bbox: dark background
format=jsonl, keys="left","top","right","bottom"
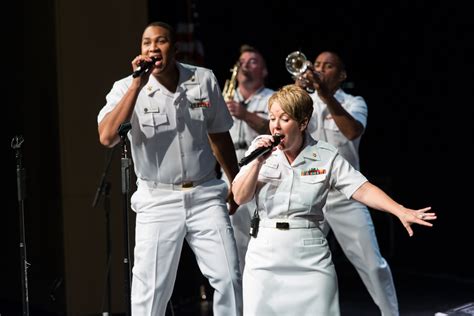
{"left": 3, "top": 0, "right": 473, "bottom": 314}
{"left": 150, "top": 0, "right": 473, "bottom": 272}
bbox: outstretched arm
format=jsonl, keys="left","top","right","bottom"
{"left": 352, "top": 182, "right": 437, "bottom": 236}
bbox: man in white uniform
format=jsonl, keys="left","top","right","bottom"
{"left": 296, "top": 51, "right": 399, "bottom": 316}
{"left": 97, "top": 21, "right": 242, "bottom": 316}
{"left": 223, "top": 44, "right": 274, "bottom": 272}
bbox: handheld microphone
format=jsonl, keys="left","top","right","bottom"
{"left": 238, "top": 134, "right": 282, "bottom": 167}
{"left": 132, "top": 56, "right": 158, "bottom": 78}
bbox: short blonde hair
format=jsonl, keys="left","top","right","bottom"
{"left": 268, "top": 84, "right": 313, "bottom": 126}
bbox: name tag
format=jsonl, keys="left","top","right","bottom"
{"left": 144, "top": 107, "right": 160, "bottom": 114}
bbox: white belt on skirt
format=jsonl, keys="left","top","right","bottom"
{"left": 259, "top": 218, "right": 319, "bottom": 230}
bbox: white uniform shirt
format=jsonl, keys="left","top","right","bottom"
{"left": 229, "top": 87, "right": 274, "bottom": 161}
{"left": 308, "top": 89, "right": 367, "bottom": 169}
{"left": 98, "top": 62, "right": 233, "bottom": 184}
{"left": 235, "top": 134, "right": 368, "bottom": 221}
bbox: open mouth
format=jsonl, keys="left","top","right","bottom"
{"left": 151, "top": 55, "right": 163, "bottom": 67}
{"left": 273, "top": 133, "right": 285, "bottom": 145}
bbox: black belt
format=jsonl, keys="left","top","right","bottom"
{"left": 234, "top": 141, "right": 248, "bottom": 150}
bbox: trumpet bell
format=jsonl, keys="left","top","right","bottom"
{"left": 285, "top": 51, "right": 309, "bottom": 76}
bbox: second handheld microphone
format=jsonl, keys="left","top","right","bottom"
{"left": 132, "top": 56, "right": 158, "bottom": 78}
{"left": 238, "top": 134, "right": 282, "bottom": 167}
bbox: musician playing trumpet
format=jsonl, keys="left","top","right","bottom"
{"left": 222, "top": 44, "right": 274, "bottom": 274}
{"left": 294, "top": 50, "right": 400, "bottom": 316}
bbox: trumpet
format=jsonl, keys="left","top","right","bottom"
{"left": 222, "top": 62, "right": 240, "bottom": 101}
{"left": 285, "top": 51, "right": 315, "bottom": 93}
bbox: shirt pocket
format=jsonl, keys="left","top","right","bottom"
{"left": 299, "top": 174, "right": 327, "bottom": 184}
{"left": 259, "top": 163, "right": 281, "bottom": 181}
{"left": 185, "top": 85, "right": 207, "bottom": 134}
{"left": 140, "top": 111, "right": 169, "bottom": 138}
{"left": 297, "top": 174, "right": 328, "bottom": 207}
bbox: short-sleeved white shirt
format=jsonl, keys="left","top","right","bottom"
{"left": 229, "top": 87, "right": 274, "bottom": 161}
{"left": 98, "top": 62, "right": 233, "bottom": 183}
{"left": 235, "top": 134, "right": 368, "bottom": 221}
{"left": 308, "top": 89, "right": 368, "bottom": 170}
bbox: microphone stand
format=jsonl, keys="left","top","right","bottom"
{"left": 118, "top": 122, "right": 132, "bottom": 316}
{"left": 11, "top": 135, "right": 30, "bottom": 316}
{"left": 92, "top": 147, "right": 116, "bottom": 316}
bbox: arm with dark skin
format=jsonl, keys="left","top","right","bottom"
{"left": 208, "top": 131, "right": 240, "bottom": 215}
{"left": 98, "top": 78, "right": 144, "bottom": 148}
{"left": 98, "top": 55, "right": 161, "bottom": 147}
{"left": 296, "top": 66, "right": 363, "bottom": 140}
{"left": 317, "top": 92, "right": 364, "bottom": 140}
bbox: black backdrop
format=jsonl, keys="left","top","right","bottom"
{"left": 148, "top": 0, "right": 474, "bottom": 274}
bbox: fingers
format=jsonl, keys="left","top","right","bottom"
{"left": 418, "top": 213, "right": 437, "bottom": 220}
{"left": 404, "top": 224, "right": 414, "bottom": 237}
{"left": 132, "top": 55, "right": 144, "bottom": 68}
{"left": 400, "top": 206, "right": 437, "bottom": 236}
{"left": 258, "top": 137, "right": 273, "bottom": 148}
{"left": 414, "top": 215, "right": 435, "bottom": 227}
{"left": 132, "top": 55, "right": 154, "bottom": 69}
{"left": 415, "top": 206, "right": 436, "bottom": 223}
{"left": 417, "top": 220, "right": 434, "bottom": 227}
{"left": 420, "top": 206, "right": 432, "bottom": 211}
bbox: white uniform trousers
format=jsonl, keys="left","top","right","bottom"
{"left": 130, "top": 179, "right": 243, "bottom": 316}
{"left": 243, "top": 220, "right": 340, "bottom": 316}
{"left": 323, "top": 190, "right": 399, "bottom": 316}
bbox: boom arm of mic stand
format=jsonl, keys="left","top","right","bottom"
{"left": 92, "top": 147, "right": 116, "bottom": 208}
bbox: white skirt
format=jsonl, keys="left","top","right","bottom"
{"left": 243, "top": 224, "right": 340, "bottom": 316}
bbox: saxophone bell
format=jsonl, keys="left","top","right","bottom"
{"left": 223, "top": 62, "right": 240, "bottom": 101}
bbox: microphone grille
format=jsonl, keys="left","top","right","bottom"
{"left": 273, "top": 134, "right": 282, "bottom": 145}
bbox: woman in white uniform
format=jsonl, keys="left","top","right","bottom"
{"left": 232, "top": 84, "right": 436, "bottom": 315}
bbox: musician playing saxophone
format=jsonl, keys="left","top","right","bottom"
{"left": 222, "top": 44, "right": 274, "bottom": 274}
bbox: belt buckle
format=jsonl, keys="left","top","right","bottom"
{"left": 276, "top": 222, "right": 290, "bottom": 230}
{"left": 181, "top": 181, "right": 194, "bottom": 189}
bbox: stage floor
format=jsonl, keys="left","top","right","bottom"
{"left": 166, "top": 260, "right": 474, "bottom": 316}
{"left": 2, "top": 256, "right": 473, "bottom": 315}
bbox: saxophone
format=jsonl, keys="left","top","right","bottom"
{"left": 222, "top": 62, "right": 240, "bottom": 101}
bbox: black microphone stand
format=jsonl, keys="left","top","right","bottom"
{"left": 118, "top": 122, "right": 132, "bottom": 316}
{"left": 92, "top": 147, "right": 116, "bottom": 316}
{"left": 11, "top": 135, "right": 30, "bottom": 316}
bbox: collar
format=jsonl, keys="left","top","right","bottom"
{"left": 291, "top": 133, "right": 320, "bottom": 166}
{"left": 236, "top": 85, "right": 265, "bottom": 104}
{"left": 143, "top": 62, "right": 198, "bottom": 96}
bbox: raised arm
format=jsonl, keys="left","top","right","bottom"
{"left": 232, "top": 136, "right": 276, "bottom": 205}
{"left": 98, "top": 55, "right": 154, "bottom": 147}
{"left": 98, "top": 82, "right": 141, "bottom": 147}
{"left": 232, "top": 160, "right": 262, "bottom": 205}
